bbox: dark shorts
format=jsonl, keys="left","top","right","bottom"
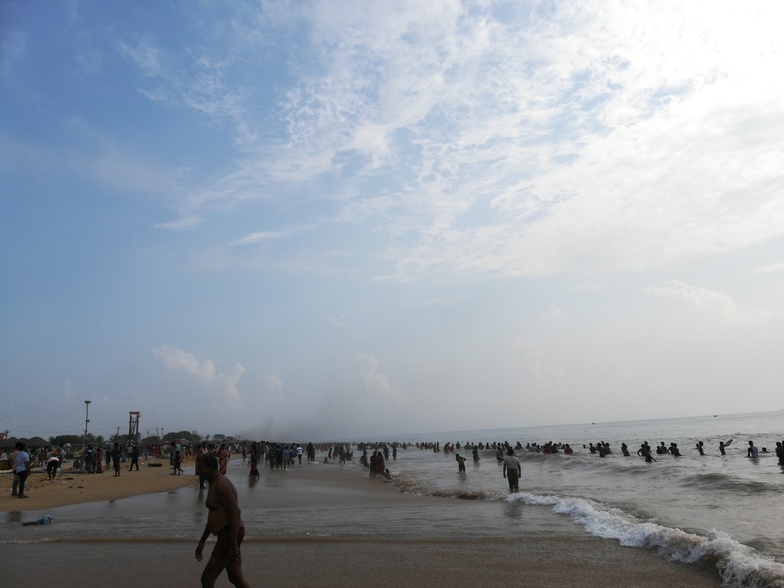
{"left": 211, "top": 526, "right": 245, "bottom": 562}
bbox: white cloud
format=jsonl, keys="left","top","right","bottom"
{"left": 644, "top": 280, "right": 739, "bottom": 321}
{"left": 103, "top": 2, "right": 784, "bottom": 282}
{"left": 155, "top": 215, "right": 203, "bottom": 231}
{"left": 570, "top": 282, "right": 602, "bottom": 291}
{"left": 359, "top": 354, "right": 403, "bottom": 402}
{"left": 263, "top": 374, "right": 283, "bottom": 395}
{"left": 328, "top": 309, "right": 357, "bottom": 328}
{"left": 117, "top": 39, "right": 167, "bottom": 78}
{"left": 754, "top": 263, "right": 784, "bottom": 274}
{"left": 230, "top": 224, "right": 308, "bottom": 246}
{"left": 152, "top": 345, "right": 245, "bottom": 400}
{"left": 188, "top": 1, "right": 782, "bottom": 280}
{"left": 117, "top": 35, "right": 256, "bottom": 147}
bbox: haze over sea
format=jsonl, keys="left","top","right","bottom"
{"left": 5, "top": 410, "right": 783, "bottom": 587}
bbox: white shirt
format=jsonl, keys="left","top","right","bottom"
{"left": 15, "top": 450, "right": 30, "bottom": 472}
{"left": 503, "top": 454, "right": 520, "bottom": 472}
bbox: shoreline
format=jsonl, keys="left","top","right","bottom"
{"left": 1, "top": 458, "right": 724, "bottom": 587}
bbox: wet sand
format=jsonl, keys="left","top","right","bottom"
{"left": 4, "top": 537, "right": 722, "bottom": 587}
{"left": 1, "top": 460, "right": 723, "bottom": 587}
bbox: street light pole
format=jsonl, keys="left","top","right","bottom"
{"left": 82, "top": 400, "right": 91, "bottom": 472}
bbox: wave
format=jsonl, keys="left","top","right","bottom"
{"left": 681, "top": 472, "right": 777, "bottom": 494}
{"left": 517, "top": 493, "right": 784, "bottom": 588}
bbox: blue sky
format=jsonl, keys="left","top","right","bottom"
{"left": 2, "top": 1, "right": 783, "bottom": 442}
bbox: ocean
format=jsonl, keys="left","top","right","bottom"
{"left": 384, "top": 410, "right": 784, "bottom": 586}
{"left": 3, "top": 410, "right": 783, "bottom": 587}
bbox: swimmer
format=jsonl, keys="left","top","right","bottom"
{"left": 719, "top": 439, "right": 733, "bottom": 455}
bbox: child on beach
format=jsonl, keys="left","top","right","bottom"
{"left": 174, "top": 450, "right": 184, "bottom": 475}
{"left": 248, "top": 449, "right": 260, "bottom": 479}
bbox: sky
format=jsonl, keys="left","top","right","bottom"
{"left": 2, "top": 1, "right": 784, "bottom": 443}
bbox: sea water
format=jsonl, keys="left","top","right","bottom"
{"left": 3, "top": 410, "right": 783, "bottom": 587}
{"left": 382, "top": 410, "right": 784, "bottom": 587}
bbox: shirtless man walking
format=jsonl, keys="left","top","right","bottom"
{"left": 195, "top": 453, "right": 250, "bottom": 588}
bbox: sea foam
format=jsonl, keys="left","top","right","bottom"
{"left": 514, "top": 493, "right": 784, "bottom": 588}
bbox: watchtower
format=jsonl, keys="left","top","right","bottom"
{"left": 128, "top": 411, "right": 141, "bottom": 443}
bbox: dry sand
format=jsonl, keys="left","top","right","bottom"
{"left": 0, "top": 456, "right": 194, "bottom": 511}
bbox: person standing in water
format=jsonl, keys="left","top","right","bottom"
{"left": 195, "top": 453, "right": 250, "bottom": 588}
{"left": 775, "top": 441, "right": 784, "bottom": 466}
{"left": 747, "top": 440, "right": 759, "bottom": 459}
{"left": 502, "top": 448, "right": 521, "bottom": 493}
{"left": 455, "top": 453, "right": 467, "bottom": 473}
{"left": 719, "top": 439, "right": 733, "bottom": 455}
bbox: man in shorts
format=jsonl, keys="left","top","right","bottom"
{"left": 502, "top": 447, "right": 521, "bottom": 493}
{"left": 195, "top": 453, "right": 250, "bottom": 588}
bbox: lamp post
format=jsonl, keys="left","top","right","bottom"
{"left": 82, "top": 400, "right": 91, "bottom": 472}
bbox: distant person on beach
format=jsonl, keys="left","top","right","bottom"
{"left": 11, "top": 445, "right": 20, "bottom": 496}
{"left": 112, "top": 443, "right": 121, "bottom": 477}
{"left": 175, "top": 450, "right": 184, "bottom": 475}
{"left": 46, "top": 452, "right": 60, "bottom": 480}
{"left": 502, "top": 448, "right": 521, "bottom": 493}
{"left": 472, "top": 446, "right": 480, "bottom": 462}
{"left": 129, "top": 444, "right": 140, "bottom": 471}
{"left": 195, "top": 453, "right": 250, "bottom": 588}
{"left": 14, "top": 442, "right": 31, "bottom": 499}
{"left": 197, "top": 442, "right": 208, "bottom": 488}
{"left": 455, "top": 454, "right": 467, "bottom": 473}
{"left": 696, "top": 441, "right": 705, "bottom": 456}
{"left": 248, "top": 448, "right": 260, "bottom": 480}
{"left": 218, "top": 444, "right": 229, "bottom": 475}
{"left": 747, "top": 441, "right": 759, "bottom": 459}
{"left": 719, "top": 439, "right": 733, "bottom": 455}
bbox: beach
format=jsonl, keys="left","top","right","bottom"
{"left": 0, "top": 456, "right": 194, "bottom": 511}
{"left": 1, "top": 455, "right": 722, "bottom": 587}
